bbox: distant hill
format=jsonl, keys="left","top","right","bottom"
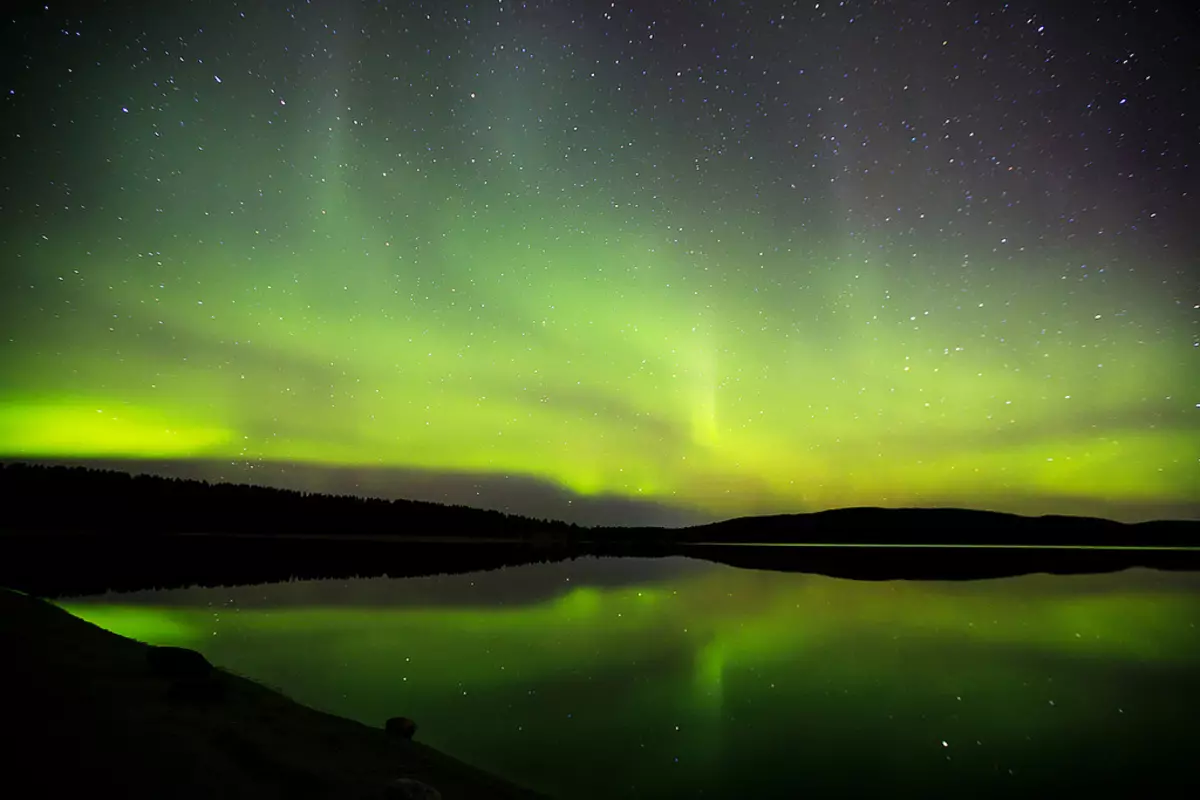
{"left": 670, "top": 506, "right": 1199, "bottom": 547}
{"left": 1, "top": 462, "right": 1195, "bottom": 547}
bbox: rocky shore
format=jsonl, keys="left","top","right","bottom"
{"left": 0, "top": 588, "right": 548, "bottom": 800}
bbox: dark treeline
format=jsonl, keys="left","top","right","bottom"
{"left": 0, "top": 462, "right": 581, "bottom": 540}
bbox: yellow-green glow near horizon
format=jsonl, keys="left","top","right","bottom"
{"left": 1, "top": 2, "right": 1197, "bottom": 521}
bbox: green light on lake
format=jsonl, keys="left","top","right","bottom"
{"left": 62, "top": 559, "right": 1200, "bottom": 798}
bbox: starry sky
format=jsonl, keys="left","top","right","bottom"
{"left": 1, "top": 0, "right": 1196, "bottom": 525}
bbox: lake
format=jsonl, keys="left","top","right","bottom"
{"left": 60, "top": 556, "right": 1200, "bottom": 798}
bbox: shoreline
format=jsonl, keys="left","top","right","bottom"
{"left": 5, "top": 533, "right": 1200, "bottom": 598}
{"left": 0, "top": 587, "right": 549, "bottom": 799}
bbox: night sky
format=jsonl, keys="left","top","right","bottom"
{"left": 1, "top": 0, "right": 1196, "bottom": 525}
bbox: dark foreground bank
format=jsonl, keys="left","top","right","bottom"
{"left": 0, "top": 588, "right": 548, "bottom": 800}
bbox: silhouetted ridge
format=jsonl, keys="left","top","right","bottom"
{"left": 0, "top": 462, "right": 1195, "bottom": 547}
{"left": 679, "top": 506, "right": 1197, "bottom": 547}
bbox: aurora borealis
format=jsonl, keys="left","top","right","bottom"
{"left": 1, "top": 1, "right": 1196, "bottom": 523}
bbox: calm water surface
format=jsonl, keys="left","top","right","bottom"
{"left": 62, "top": 557, "right": 1200, "bottom": 798}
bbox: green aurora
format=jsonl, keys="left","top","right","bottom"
{"left": 1, "top": 2, "right": 1196, "bottom": 521}
{"left": 61, "top": 561, "right": 1200, "bottom": 797}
